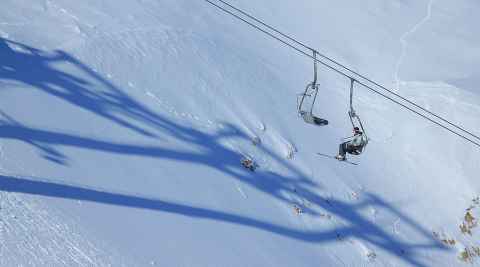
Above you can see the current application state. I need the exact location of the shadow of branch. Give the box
[0,38,447,266]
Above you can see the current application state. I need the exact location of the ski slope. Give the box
[0,0,479,266]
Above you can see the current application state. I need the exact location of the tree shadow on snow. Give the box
[0,38,446,266]
[0,174,444,267]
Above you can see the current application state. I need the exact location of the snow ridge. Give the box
[393,0,435,91]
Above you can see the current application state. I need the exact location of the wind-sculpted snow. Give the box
[0,0,478,266]
[0,176,130,266]
[0,37,461,267]
[0,174,445,267]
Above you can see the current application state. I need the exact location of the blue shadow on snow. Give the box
[0,38,447,267]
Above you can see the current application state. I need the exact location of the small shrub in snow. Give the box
[443,239,456,246]
[460,211,477,236]
[285,143,297,159]
[241,157,256,171]
[459,246,480,263]
[460,223,471,236]
[459,249,472,263]
[432,231,456,246]
[465,211,477,229]
[293,204,303,215]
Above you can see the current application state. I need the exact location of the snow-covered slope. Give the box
[0,0,479,266]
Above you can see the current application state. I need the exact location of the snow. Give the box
[0,0,479,266]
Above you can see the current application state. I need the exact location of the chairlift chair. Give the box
[297,50,328,126]
[347,78,368,154]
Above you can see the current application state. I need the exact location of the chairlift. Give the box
[347,78,369,154]
[297,50,328,126]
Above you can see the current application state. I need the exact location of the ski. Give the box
[316,153,358,165]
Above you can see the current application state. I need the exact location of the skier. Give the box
[335,127,367,161]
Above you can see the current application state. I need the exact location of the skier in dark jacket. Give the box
[335,127,367,161]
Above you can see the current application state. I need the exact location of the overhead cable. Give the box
[202,0,480,148]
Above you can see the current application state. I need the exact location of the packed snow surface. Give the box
[0,0,479,266]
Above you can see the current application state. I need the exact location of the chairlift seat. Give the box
[300,111,328,126]
[347,143,365,155]
[349,150,361,155]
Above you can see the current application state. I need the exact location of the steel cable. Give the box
[202,0,480,148]
[210,0,480,142]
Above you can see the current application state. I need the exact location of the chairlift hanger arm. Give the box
[347,78,368,138]
[312,50,318,86]
[349,78,356,116]
[309,50,319,114]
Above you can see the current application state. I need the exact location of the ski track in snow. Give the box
[44,0,100,50]
[0,144,128,266]
[234,181,248,199]
[45,0,93,30]
[0,22,28,27]
[144,90,216,130]
[46,0,79,22]
[393,0,435,91]
[0,189,125,266]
